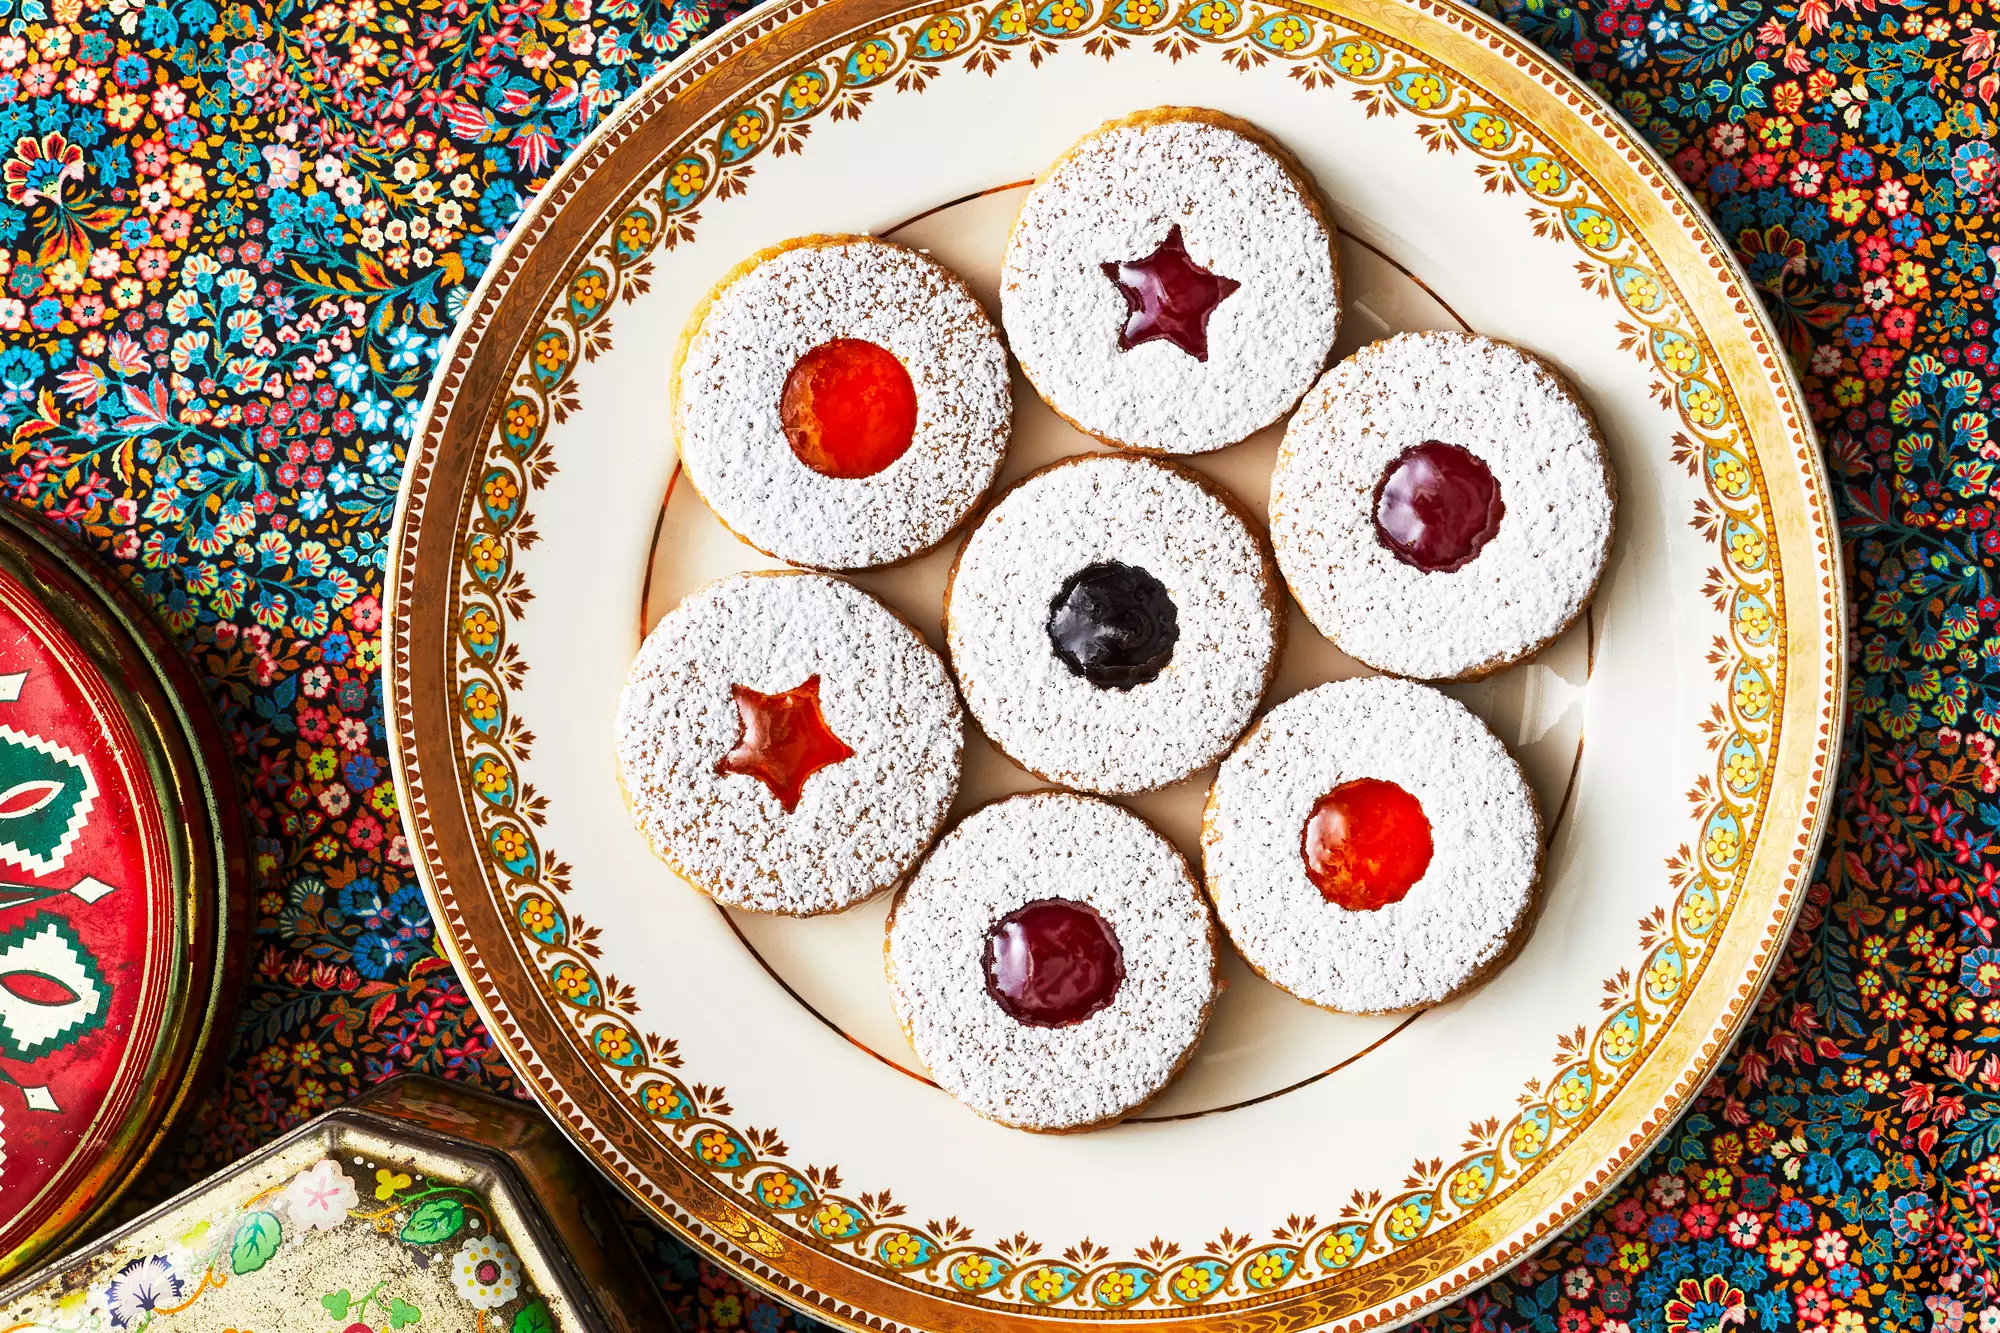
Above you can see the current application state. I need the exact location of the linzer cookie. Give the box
[616,571,962,916]
[1201,676,1541,1014]
[943,453,1283,796]
[675,235,1012,570]
[885,792,1218,1132]
[1001,107,1341,455]
[1269,332,1616,680]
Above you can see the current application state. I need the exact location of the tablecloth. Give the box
[0,0,1987,1322]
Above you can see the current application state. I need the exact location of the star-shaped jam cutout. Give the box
[1100,225,1242,362]
[714,675,856,812]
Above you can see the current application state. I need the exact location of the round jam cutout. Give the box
[1372,440,1505,573]
[1301,778,1434,911]
[982,898,1126,1027]
[1046,561,1179,690]
[780,338,919,479]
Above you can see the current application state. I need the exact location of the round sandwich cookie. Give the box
[1269,332,1616,681]
[1201,676,1542,1014]
[886,791,1219,1132]
[616,571,963,916]
[675,235,1012,570]
[1000,107,1341,456]
[943,453,1283,795]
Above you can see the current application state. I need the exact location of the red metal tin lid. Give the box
[0,510,241,1277]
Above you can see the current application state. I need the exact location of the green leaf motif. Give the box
[512,1300,554,1333]
[321,1290,351,1320]
[230,1212,283,1275]
[389,1297,423,1328]
[397,1196,465,1245]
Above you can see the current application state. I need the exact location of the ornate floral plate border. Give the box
[387,0,1846,1326]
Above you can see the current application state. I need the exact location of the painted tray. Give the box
[0,507,243,1280]
[0,1075,674,1333]
[386,0,1845,1327]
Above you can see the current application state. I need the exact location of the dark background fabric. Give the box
[0,0,1989,1322]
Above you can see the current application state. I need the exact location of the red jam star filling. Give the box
[1372,440,1505,573]
[1301,778,1434,911]
[1100,225,1241,362]
[780,338,919,479]
[715,675,856,812]
[982,898,1126,1027]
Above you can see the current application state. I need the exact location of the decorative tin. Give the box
[0,506,243,1279]
[0,1076,677,1333]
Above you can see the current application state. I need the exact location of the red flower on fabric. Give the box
[2,132,83,205]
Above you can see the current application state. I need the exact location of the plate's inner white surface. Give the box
[640,187,1590,1120]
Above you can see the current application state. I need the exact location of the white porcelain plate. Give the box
[387,1,1844,1328]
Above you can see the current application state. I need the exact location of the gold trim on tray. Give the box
[387,0,1844,1327]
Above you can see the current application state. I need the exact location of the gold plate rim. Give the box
[387,0,1846,1326]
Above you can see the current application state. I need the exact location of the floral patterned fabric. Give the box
[0,0,1990,1321]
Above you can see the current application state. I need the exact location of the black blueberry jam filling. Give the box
[1046,561,1179,689]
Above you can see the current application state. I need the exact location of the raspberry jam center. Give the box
[983,898,1126,1027]
[1372,440,1505,573]
[1301,778,1434,911]
[1100,225,1242,362]
[714,675,856,812]
[780,338,918,479]
[1046,561,1178,690]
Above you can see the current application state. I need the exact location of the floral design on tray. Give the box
[4,1154,552,1333]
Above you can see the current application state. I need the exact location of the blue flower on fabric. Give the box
[336,875,384,919]
[1890,213,1924,247]
[1888,1192,1934,1244]
[343,751,381,791]
[1960,946,2000,997]
[1775,1198,1813,1234]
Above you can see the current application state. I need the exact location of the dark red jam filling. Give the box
[780,338,919,479]
[983,898,1126,1027]
[1100,225,1242,362]
[1301,778,1435,911]
[1372,440,1505,573]
[1046,561,1178,690]
[714,675,856,812]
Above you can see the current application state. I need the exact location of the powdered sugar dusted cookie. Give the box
[1202,677,1541,1014]
[1270,332,1616,680]
[944,453,1283,795]
[616,571,963,916]
[886,792,1219,1131]
[676,235,1012,570]
[1001,108,1341,455]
